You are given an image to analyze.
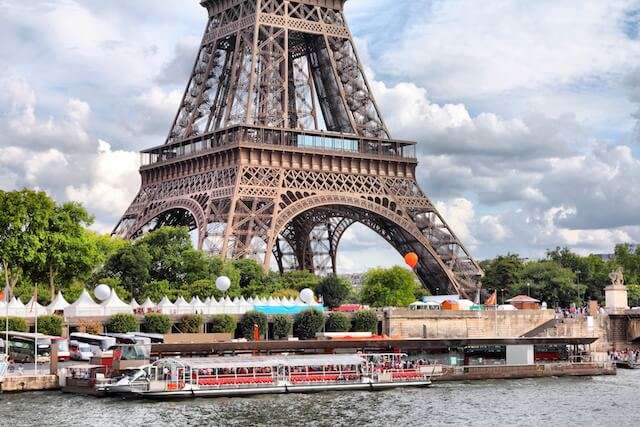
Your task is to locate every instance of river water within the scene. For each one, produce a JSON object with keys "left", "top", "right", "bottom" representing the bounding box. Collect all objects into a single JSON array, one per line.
[{"left": 1, "top": 370, "right": 639, "bottom": 427}]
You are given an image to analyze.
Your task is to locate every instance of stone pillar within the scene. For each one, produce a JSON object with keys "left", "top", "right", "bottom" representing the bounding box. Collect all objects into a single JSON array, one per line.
[{"left": 605, "top": 284, "right": 629, "bottom": 313}]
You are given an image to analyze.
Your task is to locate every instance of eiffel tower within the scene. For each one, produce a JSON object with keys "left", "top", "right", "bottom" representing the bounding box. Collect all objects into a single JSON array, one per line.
[{"left": 114, "top": 0, "right": 483, "bottom": 297}]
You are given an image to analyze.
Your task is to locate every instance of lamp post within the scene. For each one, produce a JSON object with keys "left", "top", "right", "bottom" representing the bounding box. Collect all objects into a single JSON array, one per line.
[
  {"left": 500, "top": 288, "right": 505, "bottom": 305},
  {"left": 527, "top": 282, "right": 531, "bottom": 297}
]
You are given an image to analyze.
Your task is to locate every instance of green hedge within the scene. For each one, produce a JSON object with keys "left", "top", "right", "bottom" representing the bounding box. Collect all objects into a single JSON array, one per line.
[
  {"left": 325, "top": 312, "right": 350, "bottom": 332},
  {"left": 143, "top": 314, "right": 172, "bottom": 334},
  {"left": 1, "top": 317, "right": 28, "bottom": 332},
  {"left": 106, "top": 313, "right": 138, "bottom": 333},
  {"left": 178, "top": 314, "right": 204, "bottom": 333},
  {"left": 352, "top": 310, "right": 378, "bottom": 333},
  {"left": 209, "top": 315, "right": 237, "bottom": 334},
  {"left": 293, "top": 309, "right": 324, "bottom": 340},
  {"left": 272, "top": 314, "right": 293, "bottom": 339},
  {"left": 238, "top": 311, "right": 268, "bottom": 340},
  {"left": 37, "top": 315, "right": 64, "bottom": 336}
]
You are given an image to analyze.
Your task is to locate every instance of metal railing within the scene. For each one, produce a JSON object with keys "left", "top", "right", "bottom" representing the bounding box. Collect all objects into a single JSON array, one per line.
[{"left": 141, "top": 125, "right": 417, "bottom": 167}]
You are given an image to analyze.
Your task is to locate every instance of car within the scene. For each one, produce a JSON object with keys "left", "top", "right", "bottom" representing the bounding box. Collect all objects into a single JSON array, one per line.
[{"left": 69, "top": 340, "right": 93, "bottom": 361}]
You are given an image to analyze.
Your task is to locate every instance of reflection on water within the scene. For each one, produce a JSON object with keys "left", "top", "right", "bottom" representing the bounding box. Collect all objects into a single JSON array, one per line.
[{"left": 1, "top": 371, "right": 639, "bottom": 427}]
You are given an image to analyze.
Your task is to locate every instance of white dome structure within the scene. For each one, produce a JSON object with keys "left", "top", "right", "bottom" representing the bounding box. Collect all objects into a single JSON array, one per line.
[
  {"left": 101, "top": 290, "right": 133, "bottom": 316},
  {"left": 47, "top": 292, "right": 69, "bottom": 314},
  {"left": 64, "top": 290, "right": 104, "bottom": 318}
]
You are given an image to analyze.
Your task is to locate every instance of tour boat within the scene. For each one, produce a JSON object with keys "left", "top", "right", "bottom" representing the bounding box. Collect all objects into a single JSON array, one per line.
[{"left": 104, "top": 353, "right": 438, "bottom": 399}]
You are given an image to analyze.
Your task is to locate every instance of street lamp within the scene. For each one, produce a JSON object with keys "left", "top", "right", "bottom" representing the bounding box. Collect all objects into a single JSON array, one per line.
[
  {"left": 527, "top": 282, "right": 531, "bottom": 297},
  {"left": 500, "top": 288, "right": 505, "bottom": 305}
]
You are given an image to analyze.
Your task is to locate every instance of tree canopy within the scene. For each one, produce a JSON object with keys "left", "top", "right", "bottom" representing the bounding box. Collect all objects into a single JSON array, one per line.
[{"left": 360, "top": 266, "right": 419, "bottom": 307}]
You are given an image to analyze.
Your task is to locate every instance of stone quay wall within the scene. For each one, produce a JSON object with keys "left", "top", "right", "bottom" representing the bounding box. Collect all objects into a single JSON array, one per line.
[{"left": 383, "top": 309, "right": 556, "bottom": 339}]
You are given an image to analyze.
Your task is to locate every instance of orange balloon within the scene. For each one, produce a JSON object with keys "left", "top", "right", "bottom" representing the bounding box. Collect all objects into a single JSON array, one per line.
[{"left": 405, "top": 252, "right": 419, "bottom": 268}]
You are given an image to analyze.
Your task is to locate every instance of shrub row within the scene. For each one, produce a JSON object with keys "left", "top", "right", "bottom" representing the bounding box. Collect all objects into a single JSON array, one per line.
[{"left": 3, "top": 309, "right": 377, "bottom": 339}]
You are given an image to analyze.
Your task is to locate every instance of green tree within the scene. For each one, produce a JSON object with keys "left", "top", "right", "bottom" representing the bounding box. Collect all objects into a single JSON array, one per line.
[
  {"left": 0, "top": 190, "right": 54, "bottom": 295},
  {"left": 271, "top": 288, "right": 300, "bottom": 299},
  {"left": 277, "top": 270, "right": 320, "bottom": 292},
  {"left": 515, "top": 260, "right": 583, "bottom": 307},
  {"left": 102, "top": 243, "right": 152, "bottom": 298},
  {"left": 272, "top": 314, "right": 293, "bottom": 339},
  {"left": 325, "top": 312, "right": 350, "bottom": 332},
  {"left": 316, "top": 274, "right": 351, "bottom": 309},
  {"left": 61, "top": 281, "right": 86, "bottom": 303},
  {"left": 177, "top": 314, "right": 204, "bottom": 333},
  {"left": 360, "top": 266, "right": 418, "bottom": 307},
  {"left": 481, "top": 254, "right": 523, "bottom": 291},
  {"left": 628, "top": 284, "right": 640, "bottom": 307},
  {"left": 37, "top": 202, "right": 97, "bottom": 297},
  {"left": 37, "top": 315, "right": 64, "bottom": 336},
  {"left": 352, "top": 310, "right": 378, "bottom": 333},
  {"left": 238, "top": 311, "right": 268, "bottom": 340},
  {"left": 209, "top": 315, "right": 237, "bottom": 334},
  {"left": 233, "top": 259, "right": 265, "bottom": 296},
  {"left": 141, "top": 280, "right": 177, "bottom": 303},
  {"left": 106, "top": 313, "right": 138, "bottom": 333},
  {"left": 143, "top": 314, "right": 172, "bottom": 334},
  {"left": 293, "top": 309, "right": 324, "bottom": 340}
]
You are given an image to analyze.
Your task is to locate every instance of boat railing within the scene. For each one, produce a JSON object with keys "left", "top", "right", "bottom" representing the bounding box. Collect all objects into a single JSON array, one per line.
[
  {"left": 196, "top": 372, "right": 276, "bottom": 388},
  {"left": 288, "top": 370, "right": 360, "bottom": 383}
]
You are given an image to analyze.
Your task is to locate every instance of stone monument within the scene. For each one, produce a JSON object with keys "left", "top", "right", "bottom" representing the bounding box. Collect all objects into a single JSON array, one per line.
[{"left": 605, "top": 267, "right": 628, "bottom": 312}]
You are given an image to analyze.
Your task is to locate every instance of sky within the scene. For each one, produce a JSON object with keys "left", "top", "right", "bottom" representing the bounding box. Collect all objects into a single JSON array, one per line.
[{"left": 0, "top": 0, "right": 639, "bottom": 273}]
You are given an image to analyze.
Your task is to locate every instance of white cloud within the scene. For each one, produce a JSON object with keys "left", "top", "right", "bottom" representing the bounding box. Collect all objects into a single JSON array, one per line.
[{"left": 380, "top": 0, "right": 640, "bottom": 100}]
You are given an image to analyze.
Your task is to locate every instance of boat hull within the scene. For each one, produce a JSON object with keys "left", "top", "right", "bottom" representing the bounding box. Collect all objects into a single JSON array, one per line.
[{"left": 134, "top": 380, "right": 431, "bottom": 399}]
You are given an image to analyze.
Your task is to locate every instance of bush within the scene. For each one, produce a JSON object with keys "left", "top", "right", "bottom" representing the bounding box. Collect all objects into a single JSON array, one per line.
[
  {"left": 238, "top": 311, "right": 268, "bottom": 340},
  {"left": 77, "top": 319, "right": 103, "bottom": 335},
  {"left": 316, "top": 275, "right": 351, "bottom": 309},
  {"left": 293, "top": 309, "right": 324, "bottom": 340},
  {"left": 106, "top": 313, "right": 138, "bottom": 333},
  {"left": 178, "top": 314, "right": 204, "bottom": 333},
  {"left": 209, "top": 315, "right": 236, "bottom": 334},
  {"left": 272, "top": 315, "right": 293, "bottom": 339},
  {"left": 37, "top": 315, "right": 64, "bottom": 336},
  {"left": 353, "top": 310, "right": 378, "bottom": 333},
  {"left": 1, "top": 317, "right": 28, "bottom": 332},
  {"left": 325, "top": 312, "right": 350, "bottom": 332},
  {"left": 143, "top": 313, "right": 172, "bottom": 334},
  {"left": 271, "top": 288, "right": 300, "bottom": 299}
]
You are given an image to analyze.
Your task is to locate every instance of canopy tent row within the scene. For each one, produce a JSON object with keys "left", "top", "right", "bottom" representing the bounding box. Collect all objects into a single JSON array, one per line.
[{"left": 4, "top": 291, "right": 325, "bottom": 319}]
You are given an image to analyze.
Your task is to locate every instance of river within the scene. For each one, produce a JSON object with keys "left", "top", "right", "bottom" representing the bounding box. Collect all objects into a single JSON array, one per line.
[{"left": 1, "top": 370, "right": 638, "bottom": 426}]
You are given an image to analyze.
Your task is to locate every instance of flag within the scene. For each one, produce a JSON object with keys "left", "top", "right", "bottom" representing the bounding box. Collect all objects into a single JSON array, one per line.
[{"left": 485, "top": 290, "right": 498, "bottom": 305}]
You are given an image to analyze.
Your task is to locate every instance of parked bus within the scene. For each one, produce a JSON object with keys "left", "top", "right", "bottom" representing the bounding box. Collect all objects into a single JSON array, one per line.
[
  {"left": 132, "top": 332, "right": 164, "bottom": 344},
  {"left": 6, "top": 332, "right": 52, "bottom": 363},
  {"left": 51, "top": 337, "right": 71, "bottom": 361},
  {"left": 103, "top": 333, "right": 151, "bottom": 346},
  {"left": 69, "top": 333, "right": 116, "bottom": 357}
]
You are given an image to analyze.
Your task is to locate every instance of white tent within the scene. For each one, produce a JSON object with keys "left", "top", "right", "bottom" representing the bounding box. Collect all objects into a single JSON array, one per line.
[
  {"left": 101, "top": 290, "right": 133, "bottom": 316},
  {"left": 7, "top": 297, "right": 27, "bottom": 317},
  {"left": 190, "top": 296, "right": 206, "bottom": 314},
  {"left": 130, "top": 298, "right": 140, "bottom": 310},
  {"left": 64, "top": 290, "right": 104, "bottom": 318},
  {"left": 25, "top": 296, "right": 46, "bottom": 318},
  {"left": 47, "top": 292, "right": 69, "bottom": 314},
  {"left": 175, "top": 296, "right": 193, "bottom": 315},
  {"left": 457, "top": 299, "right": 475, "bottom": 310},
  {"left": 157, "top": 296, "right": 176, "bottom": 315},
  {"left": 497, "top": 304, "right": 518, "bottom": 311},
  {"left": 141, "top": 298, "right": 156, "bottom": 312}
]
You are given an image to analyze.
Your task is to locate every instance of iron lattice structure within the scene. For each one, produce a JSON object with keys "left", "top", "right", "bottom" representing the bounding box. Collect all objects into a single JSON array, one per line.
[{"left": 114, "top": 0, "right": 484, "bottom": 297}]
